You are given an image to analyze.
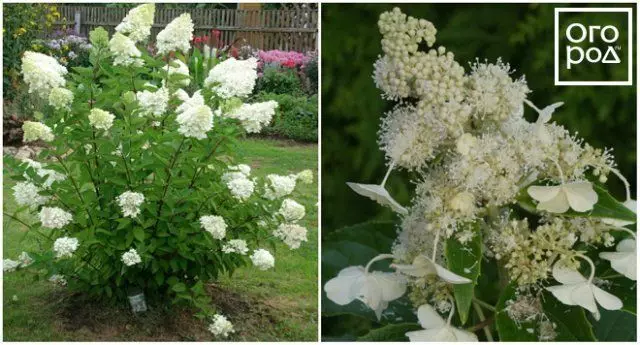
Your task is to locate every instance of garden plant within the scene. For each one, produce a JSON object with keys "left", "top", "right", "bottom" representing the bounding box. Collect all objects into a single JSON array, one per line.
[
  {"left": 3, "top": 4, "right": 314, "bottom": 339},
  {"left": 323, "top": 8, "right": 636, "bottom": 341}
]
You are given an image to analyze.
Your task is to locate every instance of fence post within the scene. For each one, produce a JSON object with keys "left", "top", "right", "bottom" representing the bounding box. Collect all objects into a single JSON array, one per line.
[{"left": 74, "top": 10, "right": 81, "bottom": 35}]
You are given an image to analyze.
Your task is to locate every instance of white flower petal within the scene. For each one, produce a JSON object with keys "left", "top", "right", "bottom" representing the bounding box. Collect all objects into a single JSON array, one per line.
[
  {"left": 324, "top": 266, "right": 365, "bottom": 305},
  {"left": 564, "top": 182, "right": 598, "bottom": 212},
  {"left": 416, "top": 304, "right": 446, "bottom": 330},
  {"left": 546, "top": 284, "right": 579, "bottom": 306},
  {"left": 599, "top": 239, "right": 636, "bottom": 280},
  {"left": 451, "top": 328, "right": 479, "bottom": 341},
  {"left": 617, "top": 238, "right": 636, "bottom": 253},
  {"left": 592, "top": 285, "right": 623, "bottom": 311},
  {"left": 552, "top": 265, "right": 587, "bottom": 284},
  {"left": 536, "top": 102, "right": 564, "bottom": 124},
  {"left": 368, "top": 271, "right": 407, "bottom": 302},
  {"left": 537, "top": 190, "right": 570, "bottom": 213},
  {"left": 346, "top": 182, "right": 408, "bottom": 215},
  {"left": 406, "top": 329, "right": 446, "bottom": 342},
  {"left": 527, "top": 185, "right": 561, "bottom": 202},
  {"left": 570, "top": 283, "right": 598, "bottom": 313},
  {"left": 433, "top": 262, "right": 472, "bottom": 284}
]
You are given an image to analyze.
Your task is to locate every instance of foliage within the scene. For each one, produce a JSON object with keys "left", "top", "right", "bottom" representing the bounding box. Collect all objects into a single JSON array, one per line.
[
  {"left": 255, "top": 64, "right": 304, "bottom": 96},
  {"left": 303, "top": 52, "right": 318, "bottom": 94},
  {"left": 255, "top": 93, "right": 318, "bottom": 142},
  {"left": 3, "top": 4, "right": 61, "bottom": 100},
  {"left": 31, "top": 28, "right": 92, "bottom": 69},
  {"left": 5, "top": 11, "right": 311, "bottom": 325}
]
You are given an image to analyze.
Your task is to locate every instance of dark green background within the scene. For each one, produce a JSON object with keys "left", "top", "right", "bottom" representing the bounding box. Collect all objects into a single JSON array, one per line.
[{"left": 321, "top": 3, "right": 637, "bottom": 233}]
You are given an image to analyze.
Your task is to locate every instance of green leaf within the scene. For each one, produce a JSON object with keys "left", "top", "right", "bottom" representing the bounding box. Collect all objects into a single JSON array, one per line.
[
  {"left": 321, "top": 221, "right": 417, "bottom": 324},
  {"left": 172, "top": 282, "right": 186, "bottom": 292},
  {"left": 542, "top": 291, "right": 596, "bottom": 341},
  {"left": 518, "top": 183, "right": 635, "bottom": 222},
  {"left": 445, "top": 221, "right": 482, "bottom": 324},
  {"left": 133, "top": 227, "right": 145, "bottom": 242},
  {"left": 357, "top": 322, "right": 421, "bottom": 341},
  {"left": 591, "top": 309, "right": 636, "bottom": 341},
  {"left": 495, "top": 282, "right": 538, "bottom": 341}
]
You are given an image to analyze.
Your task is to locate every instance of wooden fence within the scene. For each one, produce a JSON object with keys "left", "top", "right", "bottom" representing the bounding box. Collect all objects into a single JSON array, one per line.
[{"left": 54, "top": 6, "right": 318, "bottom": 52}]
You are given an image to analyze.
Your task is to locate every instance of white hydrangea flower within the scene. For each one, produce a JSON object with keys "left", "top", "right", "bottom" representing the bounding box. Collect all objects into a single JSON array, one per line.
[
  {"left": 229, "top": 164, "right": 251, "bottom": 176},
  {"left": 296, "top": 169, "right": 314, "bottom": 184},
  {"left": 115, "top": 3, "right": 155, "bottom": 43},
  {"left": 136, "top": 86, "right": 169, "bottom": 117},
  {"left": 22, "top": 121, "right": 54, "bottom": 142},
  {"left": 208, "top": 314, "right": 235, "bottom": 338},
  {"left": 528, "top": 181, "right": 598, "bottom": 213},
  {"left": 18, "top": 251, "right": 34, "bottom": 267},
  {"left": 222, "top": 239, "right": 249, "bottom": 255},
  {"left": 162, "top": 59, "right": 190, "bottom": 86},
  {"left": 48, "top": 87, "right": 73, "bottom": 110},
  {"left": 263, "top": 174, "right": 296, "bottom": 200},
  {"left": 36, "top": 167, "right": 66, "bottom": 188},
  {"left": 49, "top": 274, "right": 67, "bottom": 286},
  {"left": 53, "top": 237, "right": 79, "bottom": 258},
  {"left": 121, "top": 248, "right": 142, "bottom": 266},
  {"left": 599, "top": 238, "right": 636, "bottom": 280},
  {"left": 405, "top": 304, "right": 478, "bottom": 342},
  {"left": 250, "top": 249, "right": 275, "bottom": 270},
  {"left": 12, "top": 181, "right": 48, "bottom": 208},
  {"left": 21, "top": 51, "right": 67, "bottom": 99},
  {"left": 392, "top": 255, "right": 471, "bottom": 284},
  {"left": 116, "top": 191, "right": 145, "bottom": 218},
  {"left": 273, "top": 223, "right": 308, "bottom": 249},
  {"left": 225, "top": 101, "right": 278, "bottom": 133},
  {"left": 175, "top": 89, "right": 205, "bottom": 114},
  {"left": 278, "top": 199, "right": 306, "bottom": 222},
  {"left": 109, "top": 32, "right": 142, "bottom": 67},
  {"left": 88, "top": 108, "right": 115, "bottom": 130},
  {"left": 205, "top": 57, "right": 258, "bottom": 99},
  {"left": 39, "top": 207, "right": 73, "bottom": 229},
  {"left": 156, "top": 13, "right": 193, "bottom": 55},
  {"left": 324, "top": 262, "right": 407, "bottom": 320},
  {"left": 221, "top": 171, "right": 247, "bottom": 184},
  {"left": 227, "top": 176, "right": 255, "bottom": 201},
  {"left": 200, "top": 215, "right": 227, "bottom": 240},
  {"left": 176, "top": 104, "right": 214, "bottom": 139},
  {"left": 347, "top": 182, "right": 408, "bottom": 215},
  {"left": 3, "top": 259, "right": 20, "bottom": 273}
]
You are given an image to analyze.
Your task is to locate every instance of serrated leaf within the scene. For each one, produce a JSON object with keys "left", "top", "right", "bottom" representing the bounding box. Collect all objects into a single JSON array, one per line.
[
  {"left": 357, "top": 322, "right": 421, "bottom": 341},
  {"left": 591, "top": 309, "right": 636, "bottom": 341},
  {"left": 542, "top": 291, "right": 596, "bottom": 341},
  {"left": 445, "top": 221, "right": 482, "bottom": 324},
  {"left": 518, "top": 183, "right": 635, "bottom": 222}
]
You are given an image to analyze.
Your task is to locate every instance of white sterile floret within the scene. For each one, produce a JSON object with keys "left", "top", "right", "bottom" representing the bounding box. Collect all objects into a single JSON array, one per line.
[
  {"left": 264, "top": 174, "right": 297, "bottom": 200},
  {"left": 162, "top": 59, "right": 190, "bottom": 86},
  {"left": 12, "top": 181, "right": 48, "bottom": 208},
  {"left": 115, "top": 3, "right": 155, "bottom": 43},
  {"left": 278, "top": 199, "right": 306, "bottom": 222},
  {"left": 347, "top": 182, "right": 407, "bottom": 215},
  {"left": 227, "top": 176, "right": 255, "bottom": 201},
  {"left": 21, "top": 51, "right": 67, "bottom": 99},
  {"left": 405, "top": 304, "right": 478, "bottom": 342},
  {"left": 324, "top": 265, "right": 407, "bottom": 320},
  {"left": 116, "top": 191, "right": 145, "bottom": 218},
  {"left": 225, "top": 101, "right": 278, "bottom": 133},
  {"left": 48, "top": 87, "right": 74, "bottom": 110},
  {"left": 176, "top": 104, "right": 214, "bottom": 139},
  {"left": 392, "top": 255, "right": 471, "bottom": 284},
  {"left": 121, "top": 248, "right": 142, "bottom": 266},
  {"left": 205, "top": 58, "right": 259, "bottom": 99},
  {"left": 208, "top": 314, "right": 235, "bottom": 338},
  {"left": 136, "top": 87, "right": 169, "bottom": 117},
  {"left": 599, "top": 238, "right": 636, "bottom": 280},
  {"left": 4, "top": 259, "right": 20, "bottom": 273},
  {"left": 527, "top": 181, "right": 598, "bottom": 213},
  {"left": 109, "top": 32, "right": 142, "bottom": 66},
  {"left": 296, "top": 169, "right": 314, "bottom": 184},
  {"left": 88, "top": 108, "right": 115, "bottom": 130},
  {"left": 250, "top": 249, "right": 275, "bottom": 270},
  {"left": 545, "top": 264, "right": 622, "bottom": 320},
  {"left": 156, "top": 13, "right": 194, "bottom": 55},
  {"left": 18, "top": 251, "right": 34, "bottom": 267},
  {"left": 199, "top": 215, "right": 227, "bottom": 240},
  {"left": 53, "top": 237, "right": 79, "bottom": 258},
  {"left": 467, "top": 59, "right": 530, "bottom": 121},
  {"left": 229, "top": 164, "right": 251, "bottom": 176},
  {"left": 273, "top": 223, "right": 308, "bottom": 249},
  {"left": 222, "top": 239, "right": 249, "bottom": 255},
  {"left": 22, "top": 121, "right": 54, "bottom": 142},
  {"left": 39, "top": 207, "right": 73, "bottom": 229}
]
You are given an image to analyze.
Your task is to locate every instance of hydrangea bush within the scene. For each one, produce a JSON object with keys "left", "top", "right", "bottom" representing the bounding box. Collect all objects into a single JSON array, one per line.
[
  {"left": 4, "top": 4, "right": 314, "bottom": 338},
  {"left": 322, "top": 8, "right": 636, "bottom": 342}
]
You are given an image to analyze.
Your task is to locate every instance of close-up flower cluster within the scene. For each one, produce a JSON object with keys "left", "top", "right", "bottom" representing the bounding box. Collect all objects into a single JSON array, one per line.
[{"left": 323, "top": 7, "right": 636, "bottom": 342}]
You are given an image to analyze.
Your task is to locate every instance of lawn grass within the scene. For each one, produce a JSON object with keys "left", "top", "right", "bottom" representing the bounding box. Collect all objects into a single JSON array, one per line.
[{"left": 2, "top": 137, "right": 318, "bottom": 341}]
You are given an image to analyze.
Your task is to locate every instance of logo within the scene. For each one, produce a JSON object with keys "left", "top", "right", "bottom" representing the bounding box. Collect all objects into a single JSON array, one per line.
[{"left": 554, "top": 8, "right": 633, "bottom": 86}]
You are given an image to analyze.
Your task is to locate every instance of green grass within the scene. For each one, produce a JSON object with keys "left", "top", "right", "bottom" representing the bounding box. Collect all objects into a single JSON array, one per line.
[{"left": 3, "top": 138, "right": 318, "bottom": 341}]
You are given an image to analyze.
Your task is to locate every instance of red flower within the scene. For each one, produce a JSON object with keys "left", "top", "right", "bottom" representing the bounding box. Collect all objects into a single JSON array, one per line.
[
  {"left": 212, "top": 29, "right": 221, "bottom": 39},
  {"left": 194, "top": 36, "right": 202, "bottom": 44},
  {"left": 230, "top": 46, "right": 239, "bottom": 58}
]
